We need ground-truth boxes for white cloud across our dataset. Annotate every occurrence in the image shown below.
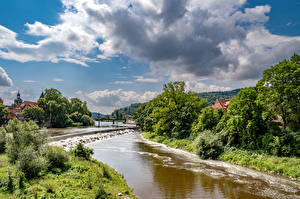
[185,81,232,93]
[0,0,298,84]
[23,80,36,83]
[113,81,133,85]
[0,66,13,87]
[135,76,160,83]
[76,89,158,114]
[53,78,64,82]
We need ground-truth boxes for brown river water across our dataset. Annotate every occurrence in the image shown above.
[85,131,300,199]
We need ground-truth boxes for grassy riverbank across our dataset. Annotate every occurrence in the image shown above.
[142,132,300,181]
[0,153,136,199]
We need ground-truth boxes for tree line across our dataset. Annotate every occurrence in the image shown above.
[134,54,300,158]
[22,88,94,128]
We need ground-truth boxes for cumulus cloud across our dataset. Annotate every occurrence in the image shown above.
[0,0,299,82]
[0,66,13,87]
[76,89,158,113]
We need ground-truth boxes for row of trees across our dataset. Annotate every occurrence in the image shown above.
[134,54,300,158]
[22,89,94,128]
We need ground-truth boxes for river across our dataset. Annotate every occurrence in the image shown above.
[85,131,300,199]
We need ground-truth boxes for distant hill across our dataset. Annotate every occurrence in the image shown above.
[91,112,103,118]
[196,88,242,106]
[112,103,142,119]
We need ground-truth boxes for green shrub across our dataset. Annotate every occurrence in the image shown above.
[193,130,223,159]
[73,142,94,160]
[72,122,83,127]
[16,146,49,179]
[0,127,6,153]
[46,146,69,169]
[95,184,108,199]
[7,171,14,192]
[81,115,94,126]
[5,119,48,163]
[18,171,25,189]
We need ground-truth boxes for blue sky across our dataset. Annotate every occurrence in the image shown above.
[0,0,299,113]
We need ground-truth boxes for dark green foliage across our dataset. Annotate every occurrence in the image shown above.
[22,106,45,124]
[37,89,93,128]
[135,82,206,139]
[18,171,25,189]
[7,171,13,192]
[196,89,241,106]
[112,103,142,119]
[5,119,48,163]
[0,127,6,153]
[256,55,300,130]
[0,104,8,125]
[193,130,223,159]
[74,142,94,160]
[46,146,69,169]
[192,107,223,135]
[222,88,267,150]
[95,184,108,199]
[81,115,95,126]
[16,146,49,179]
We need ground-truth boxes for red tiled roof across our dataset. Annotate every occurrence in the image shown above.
[20,101,38,109]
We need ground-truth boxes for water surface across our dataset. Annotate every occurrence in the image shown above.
[88,132,300,199]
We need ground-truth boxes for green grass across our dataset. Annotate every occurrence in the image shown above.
[0,154,137,199]
[142,132,300,181]
[219,148,300,180]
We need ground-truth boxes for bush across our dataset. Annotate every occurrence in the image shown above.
[0,127,6,153]
[5,119,48,163]
[46,146,69,169]
[193,130,223,159]
[16,146,49,179]
[81,115,94,126]
[74,142,94,160]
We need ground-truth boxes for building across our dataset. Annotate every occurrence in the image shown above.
[212,99,230,110]
[0,98,3,105]
[5,92,38,120]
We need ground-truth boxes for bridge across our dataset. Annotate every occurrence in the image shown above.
[94,118,126,127]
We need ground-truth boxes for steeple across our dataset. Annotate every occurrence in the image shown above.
[14,90,23,106]
[40,89,45,98]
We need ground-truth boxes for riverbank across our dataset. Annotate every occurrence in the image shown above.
[0,153,136,199]
[142,132,300,181]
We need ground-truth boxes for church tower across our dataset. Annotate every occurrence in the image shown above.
[14,91,23,106]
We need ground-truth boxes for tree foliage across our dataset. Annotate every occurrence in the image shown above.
[37,88,94,128]
[135,82,206,138]
[256,54,300,130]
[22,106,45,124]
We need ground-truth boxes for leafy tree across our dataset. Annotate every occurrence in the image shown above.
[256,54,300,129]
[22,106,45,124]
[0,104,8,125]
[223,88,266,149]
[135,82,206,138]
[70,98,91,116]
[192,107,223,134]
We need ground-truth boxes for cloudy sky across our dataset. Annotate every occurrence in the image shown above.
[0,0,299,113]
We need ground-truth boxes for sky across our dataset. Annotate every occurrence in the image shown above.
[0,0,299,114]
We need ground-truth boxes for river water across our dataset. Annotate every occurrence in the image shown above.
[87,132,300,199]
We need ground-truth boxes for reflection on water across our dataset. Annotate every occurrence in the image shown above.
[87,133,300,199]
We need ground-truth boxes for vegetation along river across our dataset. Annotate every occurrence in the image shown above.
[86,131,300,199]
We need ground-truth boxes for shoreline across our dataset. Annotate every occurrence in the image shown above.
[139,133,300,190]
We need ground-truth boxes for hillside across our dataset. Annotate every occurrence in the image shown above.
[112,103,142,119]
[196,88,242,106]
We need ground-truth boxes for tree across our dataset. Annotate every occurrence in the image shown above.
[256,55,300,129]
[223,88,266,149]
[22,106,45,124]
[0,104,8,125]
[37,89,71,127]
[135,82,206,138]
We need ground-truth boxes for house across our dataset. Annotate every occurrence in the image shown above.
[212,99,230,110]
[4,92,38,120]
